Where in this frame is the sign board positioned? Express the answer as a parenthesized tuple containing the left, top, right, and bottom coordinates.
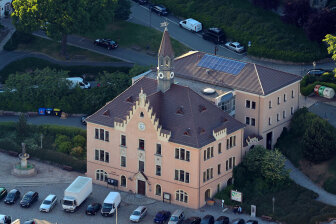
(251, 205, 256, 217)
(163, 192, 171, 203)
(38, 108, 46, 115)
(106, 178, 118, 186)
(231, 190, 243, 202)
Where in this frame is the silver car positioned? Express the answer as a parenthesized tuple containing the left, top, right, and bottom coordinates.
(129, 206, 147, 222)
(39, 194, 57, 212)
(225, 41, 245, 53)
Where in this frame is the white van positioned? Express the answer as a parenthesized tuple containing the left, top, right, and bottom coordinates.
(66, 77, 91, 89)
(101, 192, 121, 217)
(179, 18, 202, 32)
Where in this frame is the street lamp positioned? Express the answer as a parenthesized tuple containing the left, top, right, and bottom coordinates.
(272, 196, 275, 214)
(313, 61, 316, 70)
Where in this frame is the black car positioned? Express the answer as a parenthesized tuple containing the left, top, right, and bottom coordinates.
(154, 210, 171, 223)
(306, 68, 331, 77)
(150, 5, 168, 16)
(232, 219, 245, 224)
(94, 39, 118, 50)
(183, 217, 201, 224)
(214, 216, 229, 224)
(4, 189, 20, 205)
(20, 191, 39, 208)
(246, 220, 258, 224)
(201, 215, 214, 224)
(202, 28, 226, 44)
(0, 188, 7, 200)
(86, 203, 102, 215)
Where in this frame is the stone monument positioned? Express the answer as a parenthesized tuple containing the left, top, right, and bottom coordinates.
(12, 142, 37, 177)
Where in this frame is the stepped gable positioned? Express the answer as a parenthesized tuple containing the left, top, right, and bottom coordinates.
(174, 51, 301, 96)
(86, 77, 244, 148)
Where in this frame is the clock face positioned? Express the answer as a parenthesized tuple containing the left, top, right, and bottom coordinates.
(158, 72, 164, 79)
(138, 122, 145, 131)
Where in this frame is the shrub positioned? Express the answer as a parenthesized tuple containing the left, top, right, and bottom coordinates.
(57, 141, 72, 154)
(55, 134, 70, 147)
(70, 146, 84, 158)
(0, 138, 19, 152)
(24, 138, 39, 151)
(73, 135, 86, 148)
(323, 177, 336, 194)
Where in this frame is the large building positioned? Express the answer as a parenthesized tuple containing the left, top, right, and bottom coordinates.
(86, 29, 247, 209)
(86, 28, 301, 209)
(0, 0, 12, 18)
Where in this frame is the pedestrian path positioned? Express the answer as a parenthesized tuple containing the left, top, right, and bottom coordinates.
(285, 159, 336, 206)
(0, 17, 15, 51)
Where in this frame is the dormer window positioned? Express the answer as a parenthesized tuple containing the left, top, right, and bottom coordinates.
(126, 96, 133, 103)
(199, 127, 205, 134)
(176, 106, 184, 115)
(199, 105, 206, 112)
(103, 110, 110, 116)
(140, 112, 144, 117)
(184, 128, 191, 136)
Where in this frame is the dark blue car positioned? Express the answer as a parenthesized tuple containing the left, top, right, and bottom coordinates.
(154, 210, 171, 223)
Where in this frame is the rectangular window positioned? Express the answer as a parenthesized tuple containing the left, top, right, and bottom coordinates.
(186, 151, 190, 161)
(95, 129, 99, 139)
(179, 170, 185, 182)
(180, 148, 185, 160)
(252, 101, 256, 109)
(175, 170, 178, 180)
(156, 165, 161, 176)
(105, 152, 109, 163)
(121, 156, 126, 167)
(210, 168, 213, 179)
(229, 157, 232, 169)
(233, 136, 236, 146)
(251, 118, 256, 126)
(245, 117, 250, 125)
(210, 147, 214, 158)
(284, 94, 287, 102)
(283, 110, 286, 118)
(156, 144, 161, 155)
(139, 161, 144, 172)
(204, 150, 206, 161)
(139, 139, 145, 150)
(186, 172, 190, 183)
(175, 148, 180, 159)
(206, 148, 210, 159)
(277, 97, 280, 105)
(218, 143, 222, 154)
(246, 100, 251, 108)
(206, 169, 210, 180)
(269, 101, 272, 109)
(105, 131, 109, 142)
(226, 139, 229, 150)
(100, 129, 104, 140)
(121, 135, 126, 146)
(226, 160, 228, 171)
(269, 117, 271, 125)
(277, 113, 280, 122)
(218, 164, 221, 175)
(203, 172, 206, 182)
(291, 106, 294, 115)
(292, 90, 295, 98)
(100, 150, 104, 162)
(95, 149, 99, 160)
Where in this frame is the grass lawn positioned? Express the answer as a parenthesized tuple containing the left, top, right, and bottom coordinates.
(16, 35, 120, 62)
(83, 21, 190, 57)
(216, 182, 336, 224)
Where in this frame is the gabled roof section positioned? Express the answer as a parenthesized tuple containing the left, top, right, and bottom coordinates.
(173, 51, 302, 96)
(158, 29, 174, 58)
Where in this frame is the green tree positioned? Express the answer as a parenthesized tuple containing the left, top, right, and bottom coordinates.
(12, 0, 117, 55)
(323, 34, 336, 74)
(55, 134, 70, 147)
(16, 113, 29, 142)
(70, 146, 84, 158)
(302, 118, 336, 163)
(57, 141, 73, 154)
(73, 135, 86, 148)
(261, 149, 288, 186)
(114, 0, 131, 20)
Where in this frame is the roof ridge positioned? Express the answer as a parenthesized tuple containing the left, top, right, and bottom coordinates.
(186, 87, 200, 147)
(254, 64, 265, 95)
(254, 63, 301, 78)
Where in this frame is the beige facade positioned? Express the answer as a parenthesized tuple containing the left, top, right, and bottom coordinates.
(86, 91, 244, 209)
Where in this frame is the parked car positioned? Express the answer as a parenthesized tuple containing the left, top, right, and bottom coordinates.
(182, 217, 201, 224)
(168, 209, 185, 224)
(0, 188, 7, 200)
(86, 203, 102, 215)
(154, 210, 171, 223)
(4, 189, 20, 205)
(94, 39, 118, 50)
(225, 41, 245, 53)
(81, 115, 87, 125)
(101, 192, 121, 217)
(40, 194, 57, 212)
(20, 191, 39, 208)
(150, 5, 168, 16)
(214, 216, 229, 224)
(0, 215, 11, 224)
(231, 219, 245, 224)
(306, 68, 331, 76)
(130, 206, 147, 222)
(179, 18, 202, 32)
(201, 215, 214, 224)
(202, 28, 226, 44)
(246, 220, 258, 224)
(23, 220, 35, 224)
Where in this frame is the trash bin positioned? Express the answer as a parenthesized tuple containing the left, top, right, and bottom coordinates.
(53, 108, 62, 117)
(46, 108, 53, 116)
(38, 108, 46, 115)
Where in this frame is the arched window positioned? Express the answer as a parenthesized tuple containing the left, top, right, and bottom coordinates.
(95, 170, 107, 182)
(155, 184, 161, 196)
(120, 175, 126, 187)
(175, 190, 188, 203)
(140, 112, 144, 117)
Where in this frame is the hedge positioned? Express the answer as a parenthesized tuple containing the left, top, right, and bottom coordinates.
(0, 57, 131, 83)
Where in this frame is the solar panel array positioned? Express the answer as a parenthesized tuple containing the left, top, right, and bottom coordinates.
(197, 54, 246, 75)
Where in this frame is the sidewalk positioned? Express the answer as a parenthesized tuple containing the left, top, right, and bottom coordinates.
(0, 17, 15, 51)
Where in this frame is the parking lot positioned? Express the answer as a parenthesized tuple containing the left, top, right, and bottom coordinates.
(0, 152, 270, 224)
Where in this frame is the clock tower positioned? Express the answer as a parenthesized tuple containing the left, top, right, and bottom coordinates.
(157, 26, 175, 93)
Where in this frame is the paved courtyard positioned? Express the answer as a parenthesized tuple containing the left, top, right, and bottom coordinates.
(0, 152, 272, 224)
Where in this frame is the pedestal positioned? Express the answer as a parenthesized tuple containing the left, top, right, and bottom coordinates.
(21, 159, 27, 169)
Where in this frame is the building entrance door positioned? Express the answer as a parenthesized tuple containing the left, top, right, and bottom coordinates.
(266, 131, 273, 149)
(137, 180, 146, 195)
(205, 189, 211, 200)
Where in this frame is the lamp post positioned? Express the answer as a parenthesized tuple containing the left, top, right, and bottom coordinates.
(272, 196, 275, 214)
(116, 205, 118, 224)
(313, 61, 316, 70)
